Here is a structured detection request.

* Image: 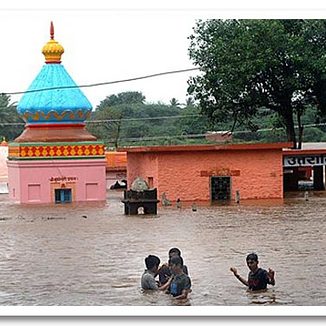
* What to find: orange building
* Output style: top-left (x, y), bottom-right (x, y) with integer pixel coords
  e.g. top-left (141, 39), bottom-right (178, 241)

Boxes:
top-left (119, 142), bottom-right (291, 203)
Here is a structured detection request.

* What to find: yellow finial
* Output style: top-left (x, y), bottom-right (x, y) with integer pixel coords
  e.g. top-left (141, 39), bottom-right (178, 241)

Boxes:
top-left (42, 21), bottom-right (64, 63)
top-left (1, 137), bottom-right (7, 146)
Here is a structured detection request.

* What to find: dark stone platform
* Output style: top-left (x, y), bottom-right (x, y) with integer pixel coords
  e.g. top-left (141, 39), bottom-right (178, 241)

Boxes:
top-left (122, 188), bottom-right (159, 215)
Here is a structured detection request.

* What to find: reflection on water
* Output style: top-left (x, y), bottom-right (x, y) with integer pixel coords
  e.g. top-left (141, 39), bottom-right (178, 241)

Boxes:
top-left (0, 190), bottom-right (325, 306)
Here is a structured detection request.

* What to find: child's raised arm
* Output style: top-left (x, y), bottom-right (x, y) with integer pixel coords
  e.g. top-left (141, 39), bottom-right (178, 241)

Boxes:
top-left (230, 267), bottom-right (249, 286)
top-left (267, 268), bottom-right (275, 285)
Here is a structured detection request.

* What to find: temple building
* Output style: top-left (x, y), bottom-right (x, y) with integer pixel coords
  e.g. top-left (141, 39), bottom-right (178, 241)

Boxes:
top-left (7, 22), bottom-right (106, 204)
top-left (120, 141), bottom-right (326, 204)
top-left (120, 142), bottom-right (291, 203)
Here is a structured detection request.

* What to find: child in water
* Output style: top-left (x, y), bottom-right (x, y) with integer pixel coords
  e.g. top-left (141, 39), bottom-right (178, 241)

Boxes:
top-left (230, 253), bottom-right (275, 291)
top-left (167, 255), bottom-right (192, 299)
top-left (158, 247), bottom-right (189, 285)
top-left (141, 255), bottom-right (171, 291)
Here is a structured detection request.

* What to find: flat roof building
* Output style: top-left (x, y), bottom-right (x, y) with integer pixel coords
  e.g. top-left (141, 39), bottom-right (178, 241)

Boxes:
top-left (119, 142), bottom-right (292, 203)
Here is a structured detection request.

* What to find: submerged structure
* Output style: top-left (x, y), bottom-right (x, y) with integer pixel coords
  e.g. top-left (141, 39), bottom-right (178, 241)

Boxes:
top-left (7, 22), bottom-right (106, 204)
top-left (119, 142), bottom-right (291, 203)
top-left (122, 177), bottom-right (159, 215)
top-left (121, 141), bottom-right (326, 204)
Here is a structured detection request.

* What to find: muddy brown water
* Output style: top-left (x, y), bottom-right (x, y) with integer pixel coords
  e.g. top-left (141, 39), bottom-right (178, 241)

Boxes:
top-left (0, 190), bottom-right (325, 306)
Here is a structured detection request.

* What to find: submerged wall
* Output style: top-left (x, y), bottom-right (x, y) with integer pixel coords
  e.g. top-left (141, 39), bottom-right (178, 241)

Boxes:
top-left (8, 159), bottom-right (106, 204)
top-left (125, 143), bottom-right (285, 202)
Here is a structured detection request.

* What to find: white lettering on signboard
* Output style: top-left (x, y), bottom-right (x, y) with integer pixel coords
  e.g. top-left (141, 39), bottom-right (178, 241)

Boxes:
top-left (49, 176), bottom-right (78, 182)
top-left (283, 155), bottom-right (326, 167)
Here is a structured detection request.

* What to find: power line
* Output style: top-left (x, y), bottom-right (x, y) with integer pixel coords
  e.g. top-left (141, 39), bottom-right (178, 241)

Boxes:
top-left (114, 123), bottom-right (326, 142)
top-left (1, 118), bottom-right (326, 131)
top-left (118, 128), bottom-right (271, 142)
top-left (2, 68), bottom-right (200, 96)
top-left (0, 122), bottom-right (24, 126)
top-left (86, 114), bottom-right (201, 124)
top-left (2, 114), bottom-right (326, 145)
top-left (0, 114), bottom-right (202, 126)
top-left (120, 133), bottom-right (208, 142)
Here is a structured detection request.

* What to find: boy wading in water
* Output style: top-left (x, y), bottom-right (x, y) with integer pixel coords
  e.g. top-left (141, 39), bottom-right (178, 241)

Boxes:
top-left (141, 255), bottom-right (171, 291)
top-left (230, 253), bottom-right (275, 291)
top-left (158, 247), bottom-right (189, 285)
top-left (167, 255), bottom-right (191, 300)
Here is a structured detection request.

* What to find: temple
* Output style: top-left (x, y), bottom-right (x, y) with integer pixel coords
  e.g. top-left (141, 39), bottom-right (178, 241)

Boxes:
top-left (7, 22), bottom-right (106, 204)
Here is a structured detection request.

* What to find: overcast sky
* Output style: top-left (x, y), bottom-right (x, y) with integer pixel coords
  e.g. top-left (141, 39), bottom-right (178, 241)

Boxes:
top-left (0, 10), bottom-right (200, 108)
top-left (1, 1), bottom-right (325, 110)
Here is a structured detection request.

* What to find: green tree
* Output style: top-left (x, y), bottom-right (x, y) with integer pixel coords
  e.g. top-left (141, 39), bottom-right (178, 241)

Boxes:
top-left (97, 91), bottom-right (145, 109)
top-left (175, 104), bottom-right (210, 136)
top-left (87, 107), bottom-right (123, 148)
top-left (89, 91), bottom-right (146, 148)
top-left (169, 97), bottom-right (180, 107)
top-left (185, 96), bottom-right (195, 107)
top-left (88, 92), bottom-right (189, 147)
top-left (188, 19), bottom-right (326, 148)
top-left (0, 94), bottom-right (24, 141)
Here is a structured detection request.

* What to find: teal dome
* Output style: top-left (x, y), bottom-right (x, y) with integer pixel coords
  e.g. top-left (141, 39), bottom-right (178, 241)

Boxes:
top-left (17, 64), bottom-right (92, 124)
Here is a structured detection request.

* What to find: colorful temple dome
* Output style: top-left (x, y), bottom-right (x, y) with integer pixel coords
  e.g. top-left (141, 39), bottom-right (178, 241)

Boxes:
top-left (17, 22), bottom-right (92, 125)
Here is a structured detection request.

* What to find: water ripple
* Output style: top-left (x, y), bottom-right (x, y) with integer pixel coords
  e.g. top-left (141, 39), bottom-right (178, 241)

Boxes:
top-left (0, 192), bottom-right (325, 305)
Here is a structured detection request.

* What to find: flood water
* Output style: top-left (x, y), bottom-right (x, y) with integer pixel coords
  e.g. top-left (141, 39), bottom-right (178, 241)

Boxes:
top-left (0, 190), bottom-right (325, 306)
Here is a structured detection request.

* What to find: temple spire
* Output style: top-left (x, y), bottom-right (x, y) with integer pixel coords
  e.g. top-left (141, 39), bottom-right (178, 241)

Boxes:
top-left (42, 21), bottom-right (64, 64)
top-left (50, 21), bottom-right (54, 40)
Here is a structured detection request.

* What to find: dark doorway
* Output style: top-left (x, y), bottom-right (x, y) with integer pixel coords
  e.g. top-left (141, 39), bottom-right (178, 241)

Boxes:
top-left (211, 176), bottom-right (231, 201)
top-left (55, 189), bottom-right (72, 204)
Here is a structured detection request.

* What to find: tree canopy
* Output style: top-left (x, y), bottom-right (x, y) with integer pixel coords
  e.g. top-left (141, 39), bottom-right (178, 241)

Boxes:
top-left (87, 91), bottom-right (211, 148)
top-left (188, 19), bottom-right (326, 148)
top-left (97, 91), bottom-right (145, 109)
top-left (0, 94), bottom-right (24, 141)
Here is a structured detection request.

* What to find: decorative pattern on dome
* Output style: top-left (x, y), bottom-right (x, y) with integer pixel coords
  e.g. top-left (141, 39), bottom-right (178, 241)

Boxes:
top-left (17, 59), bottom-right (92, 124)
top-left (42, 21), bottom-right (64, 63)
top-left (21, 110), bottom-right (91, 122)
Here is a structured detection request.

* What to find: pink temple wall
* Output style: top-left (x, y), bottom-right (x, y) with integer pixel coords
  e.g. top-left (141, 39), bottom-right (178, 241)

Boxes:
top-left (127, 149), bottom-right (283, 202)
top-left (7, 159), bottom-right (106, 204)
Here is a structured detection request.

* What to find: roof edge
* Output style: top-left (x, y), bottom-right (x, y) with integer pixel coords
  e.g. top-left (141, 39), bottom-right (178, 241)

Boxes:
top-left (117, 142), bottom-right (292, 153)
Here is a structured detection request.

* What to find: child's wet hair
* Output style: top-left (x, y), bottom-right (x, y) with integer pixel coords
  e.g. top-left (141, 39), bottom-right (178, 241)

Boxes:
top-left (169, 255), bottom-right (183, 267)
top-left (168, 247), bottom-right (181, 256)
top-left (145, 255), bottom-right (160, 269)
top-left (246, 253), bottom-right (258, 262)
